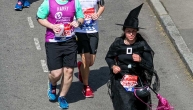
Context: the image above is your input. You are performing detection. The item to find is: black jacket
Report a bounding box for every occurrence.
[105,33,154,81]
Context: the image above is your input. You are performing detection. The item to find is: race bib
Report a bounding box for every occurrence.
[83,8,95,20]
[120,75,138,92]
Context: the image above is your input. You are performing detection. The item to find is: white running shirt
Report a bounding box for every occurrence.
[75,0,100,33]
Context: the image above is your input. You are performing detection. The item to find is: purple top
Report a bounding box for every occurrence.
[46,0,76,42]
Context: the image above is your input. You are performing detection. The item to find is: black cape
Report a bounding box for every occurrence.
[105,33,154,110]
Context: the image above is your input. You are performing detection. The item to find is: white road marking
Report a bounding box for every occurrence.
[41,60,49,72]
[34,38,41,50]
[27,17,34,28]
[29,17,47,73]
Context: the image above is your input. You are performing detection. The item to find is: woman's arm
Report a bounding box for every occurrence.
[139,52,153,70]
[139,42,154,70]
[75,0,84,25]
[92,0,105,20]
[105,43,121,74]
[97,0,105,17]
[105,38,120,70]
[105,43,117,68]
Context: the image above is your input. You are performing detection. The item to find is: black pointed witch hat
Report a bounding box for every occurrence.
[116,3,144,29]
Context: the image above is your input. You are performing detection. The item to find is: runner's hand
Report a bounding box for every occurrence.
[91,13,99,20]
[112,65,121,74]
[132,54,141,62]
[70,21,79,28]
[52,24,61,34]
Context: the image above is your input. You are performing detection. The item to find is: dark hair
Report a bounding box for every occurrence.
[121,27,139,38]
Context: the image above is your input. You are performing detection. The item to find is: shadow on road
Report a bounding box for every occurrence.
[28,0,40,4]
[56,66,110,103]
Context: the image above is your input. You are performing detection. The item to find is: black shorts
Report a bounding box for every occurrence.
[45,37,77,71]
[76,32,99,54]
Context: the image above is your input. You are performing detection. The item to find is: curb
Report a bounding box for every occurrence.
[147,0,193,76]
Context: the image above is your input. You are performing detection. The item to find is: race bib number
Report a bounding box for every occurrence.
[83,8,95,20]
[120,75,138,92]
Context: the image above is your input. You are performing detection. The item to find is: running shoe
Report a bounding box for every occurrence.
[77,61,83,83]
[82,85,94,98]
[23,0,30,8]
[58,96,69,109]
[47,82,56,101]
[15,0,23,11]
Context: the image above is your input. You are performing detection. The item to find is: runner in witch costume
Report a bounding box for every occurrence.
[105,3,155,110]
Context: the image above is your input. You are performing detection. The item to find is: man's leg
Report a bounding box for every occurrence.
[49,69,63,86]
[47,69,62,101]
[79,33,98,98]
[77,32,90,83]
[79,53,95,98]
[59,67,74,96]
[80,53,91,86]
[58,67,74,109]
[89,54,96,66]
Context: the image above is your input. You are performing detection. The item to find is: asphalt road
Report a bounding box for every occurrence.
[1,0,193,110]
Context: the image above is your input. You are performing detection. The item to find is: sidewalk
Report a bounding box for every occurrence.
[147,0,193,76]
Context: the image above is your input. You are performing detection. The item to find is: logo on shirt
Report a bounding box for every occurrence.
[55,12,63,19]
